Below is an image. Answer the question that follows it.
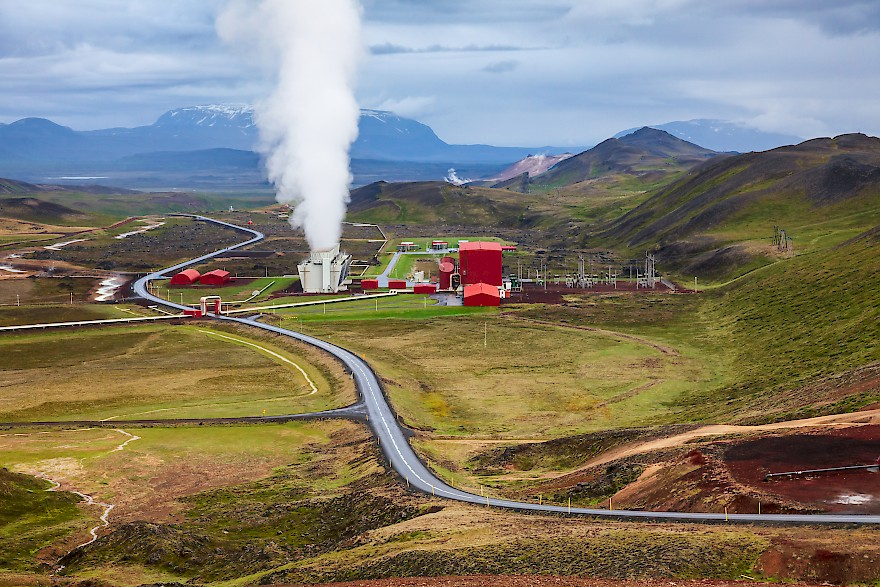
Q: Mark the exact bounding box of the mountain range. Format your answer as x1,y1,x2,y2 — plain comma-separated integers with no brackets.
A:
614,119,803,153
0,106,809,189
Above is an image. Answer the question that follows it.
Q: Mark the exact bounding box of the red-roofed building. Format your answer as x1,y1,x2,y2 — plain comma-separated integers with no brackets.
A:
199,269,231,286
413,284,437,294
458,241,502,286
361,278,379,290
387,279,407,289
170,269,200,286
463,283,500,307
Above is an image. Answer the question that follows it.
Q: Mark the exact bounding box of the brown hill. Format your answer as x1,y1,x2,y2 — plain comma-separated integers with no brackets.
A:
534,127,717,187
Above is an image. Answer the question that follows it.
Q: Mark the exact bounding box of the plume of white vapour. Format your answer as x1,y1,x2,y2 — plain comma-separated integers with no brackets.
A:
218,0,363,252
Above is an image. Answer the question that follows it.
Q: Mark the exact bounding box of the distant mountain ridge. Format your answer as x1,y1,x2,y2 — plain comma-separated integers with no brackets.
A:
531,127,718,187
0,105,572,167
615,119,803,153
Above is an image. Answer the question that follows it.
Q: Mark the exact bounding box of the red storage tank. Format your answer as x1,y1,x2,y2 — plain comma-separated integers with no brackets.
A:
361,278,379,290
438,260,455,290
463,283,500,307
458,242,502,286
387,279,407,289
413,284,437,294
199,269,231,286
170,269,200,286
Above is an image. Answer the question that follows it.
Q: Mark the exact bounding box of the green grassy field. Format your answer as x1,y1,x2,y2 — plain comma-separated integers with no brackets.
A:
0,277,105,307
0,302,126,326
0,324,353,422
164,277,299,306
273,295,492,323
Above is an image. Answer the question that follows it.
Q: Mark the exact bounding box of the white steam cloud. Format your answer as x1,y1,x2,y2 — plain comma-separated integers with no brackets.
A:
218,0,363,252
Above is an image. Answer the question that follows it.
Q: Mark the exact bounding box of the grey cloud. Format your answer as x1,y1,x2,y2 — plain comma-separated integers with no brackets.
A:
482,60,518,73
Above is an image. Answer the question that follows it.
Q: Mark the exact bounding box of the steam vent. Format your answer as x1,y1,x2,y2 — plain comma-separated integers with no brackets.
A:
297,244,352,293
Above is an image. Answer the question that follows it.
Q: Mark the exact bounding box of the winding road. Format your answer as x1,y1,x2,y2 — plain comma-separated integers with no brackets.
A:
27,214,879,525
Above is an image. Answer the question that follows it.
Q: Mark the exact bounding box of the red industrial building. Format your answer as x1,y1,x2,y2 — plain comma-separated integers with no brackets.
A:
413,284,437,294
361,278,379,290
170,269,200,286
199,269,231,286
387,279,407,289
463,283,500,306
459,242,502,286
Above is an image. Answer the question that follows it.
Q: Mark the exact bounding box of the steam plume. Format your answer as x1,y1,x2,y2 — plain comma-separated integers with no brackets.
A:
218,0,363,251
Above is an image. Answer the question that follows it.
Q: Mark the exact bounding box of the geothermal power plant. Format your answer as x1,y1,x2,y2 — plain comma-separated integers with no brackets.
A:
297,244,352,293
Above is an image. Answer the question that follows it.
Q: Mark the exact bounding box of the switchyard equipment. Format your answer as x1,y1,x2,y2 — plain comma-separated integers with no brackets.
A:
297,244,352,293
459,241,503,286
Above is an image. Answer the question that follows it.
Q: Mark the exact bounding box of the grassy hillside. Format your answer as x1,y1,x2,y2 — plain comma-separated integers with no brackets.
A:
0,468,84,572
596,133,880,281
690,225,880,422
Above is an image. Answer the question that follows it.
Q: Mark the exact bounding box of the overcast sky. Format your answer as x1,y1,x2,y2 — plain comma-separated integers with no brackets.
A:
1,0,879,146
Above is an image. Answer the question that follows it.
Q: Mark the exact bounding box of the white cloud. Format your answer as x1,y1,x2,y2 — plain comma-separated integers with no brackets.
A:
0,0,878,144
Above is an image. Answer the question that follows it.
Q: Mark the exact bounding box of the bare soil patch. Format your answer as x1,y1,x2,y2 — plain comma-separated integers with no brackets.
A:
724,425,880,514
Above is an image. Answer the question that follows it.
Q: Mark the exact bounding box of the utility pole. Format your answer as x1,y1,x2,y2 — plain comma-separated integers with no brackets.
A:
484,321,487,349
694,276,698,293
16,294,20,306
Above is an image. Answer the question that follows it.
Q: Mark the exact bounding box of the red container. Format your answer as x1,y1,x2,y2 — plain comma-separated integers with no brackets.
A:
413,284,437,294
458,242,502,286
387,279,407,289
361,279,379,290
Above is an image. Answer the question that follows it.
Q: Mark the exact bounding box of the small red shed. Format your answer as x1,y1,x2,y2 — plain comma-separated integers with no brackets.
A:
199,269,231,286
170,269,200,286
387,279,407,289
413,284,437,294
361,278,379,290
463,283,500,307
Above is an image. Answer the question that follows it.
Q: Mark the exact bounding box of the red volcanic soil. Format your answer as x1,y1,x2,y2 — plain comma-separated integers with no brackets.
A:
278,579,821,587
724,426,880,513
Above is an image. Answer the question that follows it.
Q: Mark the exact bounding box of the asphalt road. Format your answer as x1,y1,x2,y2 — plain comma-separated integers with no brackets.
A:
122,215,880,525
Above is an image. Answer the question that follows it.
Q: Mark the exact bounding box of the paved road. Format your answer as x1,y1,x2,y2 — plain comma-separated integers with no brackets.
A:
120,216,880,525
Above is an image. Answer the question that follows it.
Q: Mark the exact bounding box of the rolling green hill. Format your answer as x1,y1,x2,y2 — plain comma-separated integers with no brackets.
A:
594,133,880,281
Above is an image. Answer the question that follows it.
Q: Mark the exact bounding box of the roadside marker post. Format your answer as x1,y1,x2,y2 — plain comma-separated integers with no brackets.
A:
725,507,729,522
568,497,571,514
609,497,613,511
758,501,761,515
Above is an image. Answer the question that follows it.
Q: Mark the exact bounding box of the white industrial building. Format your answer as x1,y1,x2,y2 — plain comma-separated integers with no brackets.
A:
297,245,352,293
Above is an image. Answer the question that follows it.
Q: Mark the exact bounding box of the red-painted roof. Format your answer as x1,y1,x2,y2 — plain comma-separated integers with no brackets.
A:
463,283,500,297
458,241,502,252
170,269,201,284
439,261,455,273
202,269,230,279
